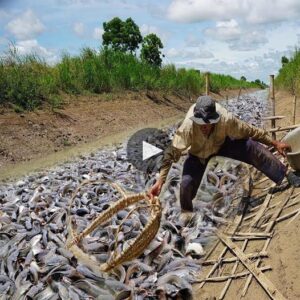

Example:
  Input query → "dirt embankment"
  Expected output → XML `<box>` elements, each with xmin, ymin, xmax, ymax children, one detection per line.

<box><xmin>0</xmin><ymin>88</ymin><xmax>257</xmax><ymax>181</ymax></box>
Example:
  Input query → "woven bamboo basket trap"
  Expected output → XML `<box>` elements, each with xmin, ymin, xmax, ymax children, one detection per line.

<box><xmin>66</xmin><ymin>179</ymin><xmax>162</xmax><ymax>272</ymax></box>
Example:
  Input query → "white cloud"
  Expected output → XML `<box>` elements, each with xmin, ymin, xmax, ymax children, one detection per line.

<box><xmin>140</xmin><ymin>24</ymin><xmax>170</xmax><ymax>44</ymax></box>
<box><xmin>0</xmin><ymin>37</ymin><xmax>9</xmax><ymax>46</ymax></box>
<box><xmin>147</xmin><ymin>3</ymin><xmax>168</xmax><ymax>19</ymax></box>
<box><xmin>185</xmin><ymin>33</ymin><xmax>204</xmax><ymax>47</ymax></box>
<box><xmin>246</xmin><ymin>1</ymin><xmax>300</xmax><ymax>24</ymax></box>
<box><xmin>73</xmin><ymin>22</ymin><xmax>85</xmax><ymax>37</ymax></box>
<box><xmin>57</xmin><ymin>0</ymin><xmax>141</xmax><ymax>10</ymax></box>
<box><xmin>167</xmin><ymin>0</ymin><xmax>300</xmax><ymax>25</ymax></box>
<box><xmin>6</xmin><ymin>10</ymin><xmax>45</xmax><ymax>40</ymax></box>
<box><xmin>204</xmin><ymin>19</ymin><xmax>268</xmax><ymax>51</ymax></box>
<box><xmin>173</xmin><ymin>47</ymin><xmax>295</xmax><ymax>82</ymax></box>
<box><xmin>166</xmin><ymin>47</ymin><xmax>214</xmax><ymax>59</ymax></box>
<box><xmin>92</xmin><ymin>27</ymin><xmax>104</xmax><ymax>40</ymax></box>
<box><xmin>229</xmin><ymin>31</ymin><xmax>268</xmax><ymax>51</ymax></box>
<box><xmin>13</xmin><ymin>39</ymin><xmax>58</xmax><ymax>65</ymax></box>
<box><xmin>205</xmin><ymin>19</ymin><xmax>241</xmax><ymax>41</ymax></box>
<box><xmin>0</xmin><ymin>9</ymin><xmax>10</xmax><ymax>20</ymax></box>
<box><xmin>73</xmin><ymin>23</ymin><xmax>104</xmax><ymax>40</ymax></box>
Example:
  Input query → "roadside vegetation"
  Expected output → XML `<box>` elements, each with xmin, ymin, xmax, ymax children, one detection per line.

<box><xmin>275</xmin><ymin>50</ymin><xmax>300</xmax><ymax>95</ymax></box>
<box><xmin>0</xmin><ymin>17</ymin><xmax>262</xmax><ymax>111</ymax></box>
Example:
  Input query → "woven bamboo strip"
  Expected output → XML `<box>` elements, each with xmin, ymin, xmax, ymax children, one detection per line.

<box><xmin>199</xmin><ymin>265</ymin><xmax>271</xmax><ymax>283</ymax></box>
<box><xmin>218</xmin><ymin>233</ymin><xmax>286</xmax><ymax>300</ymax></box>
<box><xmin>219</xmin><ymin>239</ymin><xmax>248</xmax><ymax>300</ymax></box>
<box><xmin>203</xmin><ymin>251</ymin><xmax>268</xmax><ymax>265</ymax></box>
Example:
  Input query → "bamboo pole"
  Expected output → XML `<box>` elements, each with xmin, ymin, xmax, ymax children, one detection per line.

<box><xmin>267</xmin><ymin>124</ymin><xmax>300</xmax><ymax>133</ymax></box>
<box><xmin>205</xmin><ymin>72</ymin><xmax>210</xmax><ymax>95</ymax></box>
<box><xmin>250</xmin><ymin>188</ymin><xmax>275</xmax><ymax>228</ymax></box>
<box><xmin>199</xmin><ymin>266</ymin><xmax>272</xmax><ymax>283</ymax></box>
<box><xmin>269</xmin><ymin>75</ymin><xmax>276</xmax><ymax>140</ymax></box>
<box><xmin>237</xmin><ymin>87</ymin><xmax>242</xmax><ymax>101</ymax></box>
<box><xmin>203</xmin><ymin>251</ymin><xmax>268</xmax><ymax>265</ymax></box>
<box><xmin>293</xmin><ymin>95</ymin><xmax>297</xmax><ymax>125</ymax></box>
<box><xmin>261</xmin><ymin>207</ymin><xmax>300</xmax><ymax>229</ymax></box>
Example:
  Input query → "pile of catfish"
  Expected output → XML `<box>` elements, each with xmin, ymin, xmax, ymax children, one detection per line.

<box><xmin>0</xmin><ymin>91</ymin><xmax>270</xmax><ymax>299</ymax></box>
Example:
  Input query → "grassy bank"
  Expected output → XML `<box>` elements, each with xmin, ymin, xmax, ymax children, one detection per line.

<box><xmin>0</xmin><ymin>47</ymin><xmax>261</xmax><ymax>111</ymax></box>
<box><xmin>275</xmin><ymin>49</ymin><xmax>300</xmax><ymax>95</ymax></box>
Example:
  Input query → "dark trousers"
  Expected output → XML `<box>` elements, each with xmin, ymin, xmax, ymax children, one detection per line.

<box><xmin>180</xmin><ymin>138</ymin><xmax>287</xmax><ymax>211</ymax></box>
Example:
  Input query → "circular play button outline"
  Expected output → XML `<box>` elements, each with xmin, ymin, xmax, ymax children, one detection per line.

<box><xmin>126</xmin><ymin>128</ymin><xmax>171</xmax><ymax>174</ymax></box>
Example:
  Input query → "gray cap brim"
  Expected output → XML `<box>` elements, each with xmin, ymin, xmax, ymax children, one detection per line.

<box><xmin>190</xmin><ymin>115</ymin><xmax>220</xmax><ymax>125</ymax></box>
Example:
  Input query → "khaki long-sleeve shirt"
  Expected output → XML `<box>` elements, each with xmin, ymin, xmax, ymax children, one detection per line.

<box><xmin>159</xmin><ymin>103</ymin><xmax>273</xmax><ymax>182</ymax></box>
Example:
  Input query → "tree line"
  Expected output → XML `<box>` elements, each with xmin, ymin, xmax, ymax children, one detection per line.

<box><xmin>102</xmin><ymin>17</ymin><xmax>164</xmax><ymax>67</ymax></box>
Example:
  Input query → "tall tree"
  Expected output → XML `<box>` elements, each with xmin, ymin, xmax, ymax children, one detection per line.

<box><xmin>281</xmin><ymin>56</ymin><xmax>289</xmax><ymax>66</ymax></box>
<box><xmin>102</xmin><ymin>17</ymin><xmax>142</xmax><ymax>53</ymax></box>
<box><xmin>240</xmin><ymin>76</ymin><xmax>246</xmax><ymax>81</ymax></box>
<box><xmin>140</xmin><ymin>33</ymin><xmax>163</xmax><ymax>67</ymax></box>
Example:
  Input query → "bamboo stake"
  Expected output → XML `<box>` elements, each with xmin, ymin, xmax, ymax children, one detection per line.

<box><xmin>199</xmin><ymin>266</ymin><xmax>272</xmax><ymax>283</ymax></box>
<box><xmin>287</xmin><ymin>208</ymin><xmax>300</xmax><ymax>225</ymax></box>
<box><xmin>265</xmin><ymin>187</ymin><xmax>294</xmax><ymax>232</ymax></box>
<box><xmin>268</xmin><ymin>124</ymin><xmax>300</xmax><ymax>133</ymax></box>
<box><xmin>262</xmin><ymin>116</ymin><xmax>285</xmax><ymax>121</ymax></box>
<box><xmin>293</xmin><ymin>95</ymin><xmax>297</xmax><ymax>125</ymax></box>
<box><xmin>291</xmin><ymin>191</ymin><xmax>300</xmax><ymax>199</ymax></box>
<box><xmin>227</xmin><ymin>232</ymin><xmax>273</xmax><ymax>238</ymax></box>
<box><xmin>237</xmin><ymin>87</ymin><xmax>242</xmax><ymax>101</ymax></box>
<box><xmin>250</xmin><ymin>185</ymin><xmax>275</xmax><ymax>228</ymax></box>
<box><xmin>244</xmin><ymin>212</ymin><xmax>258</xmax><ymax>221</ymax></box>
<box><xmin>203</xmin><ymin>251</ymin><xmax>268</xmax><ymax>265</ymax></box>
<box><xmin>270</xmin><ymin>74</ymin><xmax>276</xmax><ymax>140</ymax></box>
<box><xmin>268</xmin><ymin>192</ymin><xmax>300</xmax><ymax>210</ymax></box>
<box><xmin>205</xmin><ymin>72</ymin><xmax>210</xmax><ymax>96</ymax></box>
<box><xmin>261</xmin><ymin>196</ymin><xmax>300</xmax><ymax>222</ymax></box>
<box><xmin>255</xmin><ymin>176</ymin><xmax>270</xmax><ymax>186</ymax></box>
<box><xmin>232</xmin><ymin>236</ymin><xmax>271</xmax><ymax>241</ymax></box>
<box><xmin>261</xmin><ymin>207</ymin><xmax>300</xmax><ymax>229</ymax></box>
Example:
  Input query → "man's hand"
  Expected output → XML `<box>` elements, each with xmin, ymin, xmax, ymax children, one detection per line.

<box><xmin>272</xmin><ymin>140</ymin><xmax>291</xmax><ymax>157</ymax></box>
<box><xmin>148</xmin><ymin>178</ymin><xmax>164</xmax><ymax>199</ymax></box>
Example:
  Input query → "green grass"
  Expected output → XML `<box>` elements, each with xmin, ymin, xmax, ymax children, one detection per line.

<box><xmin>0</xmin><ymin>46</ymin><xmax>261</xmax><ymax>110</ymax></box>
<box><xmin>0</xmin><ymin>47</ymin><xmax>59</xmax><ymax>110</ymax></box>
<box><xmin>275</xmin><ymin>49</ymin><xmax>300</xmax><ymax>95</ymax></box>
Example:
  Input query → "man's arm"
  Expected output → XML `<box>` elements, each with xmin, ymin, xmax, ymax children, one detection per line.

<box><xmin>148</xmin><ymin>125</ymin><xmax>192</xmax><ymax>198</ymax></box>
<box><xmin>227</xmin><ymin>115</ymin><xmax>291</xmax><ymax>155</ymax></box>
<box><xmin>159</xmin><ymin>145</ymin><xmax>182</xmax><ymax>183</ymax></box>
<box><xmin>148</xmin><ymin>145</ymin><xmax>182</xmax><ymax>198</ymax></box>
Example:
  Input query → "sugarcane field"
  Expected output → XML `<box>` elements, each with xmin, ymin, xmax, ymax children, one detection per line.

<box><xmin>1</xmin><ymin>1</ymin><xmax>300</xmax><ymax>299</ymax></box>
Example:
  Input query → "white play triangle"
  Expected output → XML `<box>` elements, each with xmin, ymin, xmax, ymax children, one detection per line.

<box><xmin>142</xmin><ymin>141</ymin><xmax>163</xmax><ymax>161</ymax></box>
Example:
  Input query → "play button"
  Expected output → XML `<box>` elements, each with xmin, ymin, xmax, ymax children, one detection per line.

<box><xmin>142</xmin><ymin>141</ymin><xmax>163</xmax><ymax>161</ymax></box>
<box><xmin>126</xmin><ymin>128</ymin><xmax>171</xmax><ymax>174</ymax></box>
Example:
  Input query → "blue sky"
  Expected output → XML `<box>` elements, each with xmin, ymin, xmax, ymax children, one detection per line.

<box><xmin>1</xmin><ymin>0</ymin><xmax>300</xmax><ymax>82</ymax></box>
